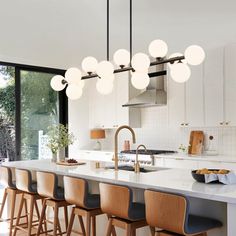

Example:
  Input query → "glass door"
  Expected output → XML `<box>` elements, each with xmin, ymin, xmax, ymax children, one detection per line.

<box><xmin>20</xmin><ymin>70</ymin><xmax>59</xmax><ymax>160</ymax></box>
<box><xmin>0</xmin><ymin>65</ymin><xmax>15</xmax><ymax>161</ymax></box>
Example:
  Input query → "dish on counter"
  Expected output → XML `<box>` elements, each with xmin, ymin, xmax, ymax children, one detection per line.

<box><xmin>56</xmin><ymin>159</ymin><xmax>86</xmax><ymax>166</ymax></box>
<box><xmin>191</xmin><ymin>168</ymin><xmax>230</xmax><ymax>183</ymax></box>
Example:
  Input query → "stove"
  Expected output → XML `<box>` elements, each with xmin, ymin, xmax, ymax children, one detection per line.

<box><xmin>118</xmin><ymin>149</ymin><xmax>176</xmax><ymax>166</ymax></box>
<box><xmin>121</xmin><ymin>149</ymin><xmax>176</xmax><ymax>155</ymax></box>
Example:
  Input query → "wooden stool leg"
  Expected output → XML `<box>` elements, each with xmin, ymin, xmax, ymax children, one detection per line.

<box><xmin>78</xmin><ymin>215</ymin><xmax>86</xmax><ymax>235</ymax></box>
<box><xmin>67</xmin><ymin>208</ymin><xmax>75</xmax><ymax>236</ymax></box>
<box><xmin>9</xmin><ymin>189</ymin><xmax>16</xmax><ymax>236</ymax></box>
<box><xmin>13</xmin><ymin>194</ymin><xmax>25</xmax><ymax>236</ymax></box>
<box><xmin>64</xmin><ymin>206</ymin><xmax>68</xmax><ymax>230</ymax></box>
<box><xmin>106</xmin><ymin>215</ymin><xmax>116</xmax><ymax>236</ymax></box>
<box><xmin>105</xmin><ymin>218</ymin><xmax>113</xmax><ymax>236</ymax></box>
<box><xmin>36</xmin><ymin>200</ymin><xmax>47</xmax><ymax>236</ymax></box>
<box><xmin>53</xmin><ymin>205</ymin><xmax>59</xmax><ymax>235</ymax></box>
<box><xmin>27</xmin><ymin>195</ymin><xmax>35</xmax><ymax>236</ymax></box>
<box><xmin>91</xmin><ymin>216</ymin><xmax>96</xmax><ymax>236</ymax></box>
<box><xmin>126</xmin><ymin>224</ymin><xmax>132</xmax><ymax>236</ymax></box>
<box><xmin>132</xmin><ymin>228</ymin><xmax>136</xmax><ymax>236</ymax></box>
<box><xmin>86</xmin><ymin>212</ymin><xmax>91</xmax><ymax>236</ymax></box>
<box><xmin>0</xmin><ymin>188</ymin><xmax>7</xmax><ymax>219</ymax></box>
<box><xmin>24</xmin><ymin>198</ymin><xmax>29</xmax><ymax>227</ymax></box>
<box><xmin>150</xmin><ymin>227</ymin><xmax>155</xmax><ymax>236</ymax></box>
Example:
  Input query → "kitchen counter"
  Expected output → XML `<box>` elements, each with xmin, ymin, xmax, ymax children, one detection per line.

<box><xmin>3</xmin><ymin>160</ymin><xmax>236</xmax><ymax>236</ymax></box>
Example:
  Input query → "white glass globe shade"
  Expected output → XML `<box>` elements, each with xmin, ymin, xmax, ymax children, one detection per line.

<box><xmin>96</xmin><ymin>61</ymin><xmax>114</xmax><ymax>78</ymax></box>
<box><xmin>113</xmin><ymin>49</ymin><xmax>130</xmax><ymax>67</ymax></box>
<box><xmin>81</xmin><ymin>57</ymin><xmax>98</xmax><ymax>73</ymax></box>
<box><xmin>131</xmin><ymin>53</ymin><xmax>150</xmax><ymax>72</ymax></box>
<box><xmin>96</xmin><ymin>79</ymin><xmax>114</xmax><ymax>95</ymax></box>
<box><xmin>74</xmin><ymin>79</ymin><xmax>85</xmax><ymax>89</ymax></box>
<box><xmin>101</xmin><ymin>74</ymin><xmax>115</xmax><ymax>82</ymax></box>
<box><xmin>65</xmin><ymin>67</ymin><xmax>82</xmax><ymax>84</ymax></box>
<box><xmin>168</xmin><ymin>53</ymin><xmax>187</xmax><ymax>68</ymax></box>
<box><xmin>66</xmin><ymin>84</ymin><xmax>83</xmax><ymax>100</ymax></box>
<box><xmin>131</xmin><ymin>72</ymin><xmax>150</xmax><ymax>90</ymax></box>
<box><xmin>148</xmin><ymin>39</ymin><xmax>168</xmax><ymax>58</ymax></box>
<box><xmin>170</xmin><ymin>63</ymin><xmax>191</xmax><ymax>83</ymax></box>
<box><xmin>50</xmin><ymin>75</ymin><xmax>66</xmax><ymax>91</ymax></box>
<box><xmin>184</xmin><ymin>45</ymin><xmax>205</xmax><ymax>65</ymax></box>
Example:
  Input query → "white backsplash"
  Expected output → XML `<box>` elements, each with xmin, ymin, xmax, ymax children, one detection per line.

<box><xmin>101</xmin><ymin>106</ymin><xmax>236</xmax><ymax>156</ymax></box>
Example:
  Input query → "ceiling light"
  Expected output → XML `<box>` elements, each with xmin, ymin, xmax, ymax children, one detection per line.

<box><xmin>170</xmin><ymin>63</ymin><xmax>191</xmax><ymax>83</ymax></box>
<box><xmin>96</xmin><ymin>79</ymin><xmax>114</xmax><ymax>95</ymax></box>
<box><xmin>82</xmin><ymin>57</ymin><xmax>98</xmax><ymax>74</ymax></box>
<box><xmin>50</xmin><ymin>75</ymin><xmax>66</xmax><ymax>91</ymax></box>
<box><xmin>131</xmin><ymin>53</ymin><xmax>150</xmax><ymax>72</ymax></box>
<box><xmin>113</xmin><ymin>49</ymin><xmax>130</xmax><ymax>67</ymax></box>
<box><xmin>131</xmin><ymin>72</ymin><xmax>150</xmax><ymax>90</ymax></box>
<box><xmin>148</xmin><ymin>39</ymin><xmax>168</xmax><ymax>58</ymax></box>
<box><xmin>65</xmin><ymin>67</ymin><xmax>82</xmax><ymax>84</ymax></box>
<box><xmin>66</xmin><ymin>84</ymin><xmax>83</xmax><ymax>100</ymax></box>
<box><xmin>184</xmin><ymin>45</ymin><xmax>205</xmax><ymax>65</ymax></box>
<box><xmin>96</xmin><ymin>61</ymin><xmax>114</xmax><ymax>78</ymax></box>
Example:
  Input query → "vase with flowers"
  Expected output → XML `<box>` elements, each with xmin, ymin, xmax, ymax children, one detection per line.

<box><xmin>47</xmin><ymin>124</ymin><xmax>75</xmax><ymax>162</ymax></box>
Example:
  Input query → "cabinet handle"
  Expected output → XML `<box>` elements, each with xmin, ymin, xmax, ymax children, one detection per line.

<box><xmin>180</xmin><ymin>123</ymin><xmax>184</xmax><ymax>126</ymax></box>
<box><xmin>219</xmin><ymin>122</ymin><xmax>224</xmax><ymax>126</ymax></box>
<box><xmin>225</xmin><ymin>121</ymin><xmax>231</xmax><ymax>126</ymax></box>
<box><xmin>185</xmin><ymin>123</ymin><xmax>189</xmax><ymax>126</ymax></box>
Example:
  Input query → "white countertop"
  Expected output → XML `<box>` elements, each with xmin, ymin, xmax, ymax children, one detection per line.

<box><xmin>3</xmin><ymin>160</ymin><xmax>236</xmax><ymax>204</ymax></box>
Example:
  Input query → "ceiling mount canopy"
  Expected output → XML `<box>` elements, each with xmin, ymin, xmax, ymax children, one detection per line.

<box><xmin>50</xmin><ymin>0</ymin><xmax>205</xmax><ymax>100</ymax></box>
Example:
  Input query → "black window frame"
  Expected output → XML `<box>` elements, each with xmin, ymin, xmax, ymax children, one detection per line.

<box><xmin>0</xmin><ymin>61</ymin><xmax>68</xmax><ymax>161</ymax></box>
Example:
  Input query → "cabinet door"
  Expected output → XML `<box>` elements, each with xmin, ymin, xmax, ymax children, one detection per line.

<box><xmin>164</xmin><ymin>158</ymin><xmax>198</xmax><ymax>169</ymax></box>
<box><xmin>225</xmin><ymin>44</ymin><xmax>236</xmax><ymax>126</ymax></box>
<box><xmin>185</xmin><ymin>65</ymin><xmax>204</xmax><ymax>126</ymax></box>
<box><xmin>168</xmin><ymin>69</ymin><xmax>185</xmax><ymax>127</ymax></box>
<box><xmin>204</xmin><ymin>47</ymin><xmax>224</xmax><ymax>126</ymax></box>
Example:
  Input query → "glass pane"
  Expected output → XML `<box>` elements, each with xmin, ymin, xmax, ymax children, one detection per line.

<box><xmin>0</xmin><ymin>65</ymin><xmax>15</xmax><ymax>162</ymax></box>
<box><xmin>20</xmin><ymin>70</ymin><xmax>59</xmax><ymax>160</ymax></box>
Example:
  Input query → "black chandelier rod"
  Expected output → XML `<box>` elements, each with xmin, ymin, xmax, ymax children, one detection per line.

<box><xmin>80</xmin><ymin>55</ymin><xmax>185</xmax><ymax>80</ymax></box>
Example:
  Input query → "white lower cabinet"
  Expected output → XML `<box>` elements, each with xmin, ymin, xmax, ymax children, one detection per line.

<box><xmin>163</xmin><ymin>158</ymin><xmax>199</xmax><ymax>169</ymax></box>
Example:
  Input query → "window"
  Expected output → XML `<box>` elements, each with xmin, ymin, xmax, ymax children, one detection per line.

<box><xmin>0</xmin><ymin>62</ymin><xmax>68</xmax><ymax>161</ymax></box>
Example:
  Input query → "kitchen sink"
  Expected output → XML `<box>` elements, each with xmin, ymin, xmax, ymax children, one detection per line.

<box><xmin>107</xmin><ymin>165</ymin><xmax>168</xmax><ymax>173</ymax></box>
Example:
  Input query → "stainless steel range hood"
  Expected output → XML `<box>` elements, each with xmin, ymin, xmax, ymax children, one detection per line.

<box><xmin>122</xmin><ymin>64</ymin><xmax>167</xmax><ymax>108</ymax></box>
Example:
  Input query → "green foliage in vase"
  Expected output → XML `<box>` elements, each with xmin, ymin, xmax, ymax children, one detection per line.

<box><xmin>47</xmin><ymin>124</ymin><xmax>75</xmax><ymax>154</ymax></box>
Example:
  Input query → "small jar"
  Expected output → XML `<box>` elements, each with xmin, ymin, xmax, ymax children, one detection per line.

<box><xmin>123</xmin><ymin>140</ymin><xmax>130</xmax><ymax>151</ymax></box>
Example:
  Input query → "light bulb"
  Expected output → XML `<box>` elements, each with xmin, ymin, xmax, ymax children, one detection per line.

<box><xmin>81</xmin><ymin>56</ymin><xmax>98</xmax><ymax>73</ymax></box>
<box><xmin>66</xmin><ymin>84</ymin><xmax>83</xmax><ymax>100</ymax></box>
<box><xmin>131</xmin><ymin>53</ymin><xmax>150</xmax><ymax>72</ymax></box>
<box><xmin>170</xmin><ymin>63</ymin><xmax>191</xmax><ymax>83</ymax></box>
<box><xmin>74</xmin><ymin>79</ymin><xmax>85</xmax><ymax>89</ymax></box>
<box><xmin>148</xmin><ymin>39</ymin><xmax>168</xmax><ymax>58</ymax></box>
<box><xmin>65</xmin><ymin>67</ymin><xmax>82</xmax><ymax>84</ymax></box>
<box><xmin>113</xmin><ymin>49</ymin><xmax>130</xmax><ymax>67</ymax></box>
<box><xmin>184</xmin><ymin>45</ymin><xmax>205</xmax><ymax>65</ymax></box>
<box><xmin>96</xmin><ymin>79</ymin><xmax>114</xmax><ymax>95</ymax></box>
<box><xmin>131</xmin><ymin>72</ymin><xmax>150</xmax><ymax>90</ymax></box>
<box><xmin>96</xmin><ymin>61</ymin><xmax>114</xmax><ymax>78</ymax></box>
<box><xmin>50</xmin><ymin>75</ymin><xmax>66</xmax><ymax>91</ymax></box>
<box><xmin>168</xmin><ymin>53</ymin><xmax>187</xmax><ymax>68</ymax></box>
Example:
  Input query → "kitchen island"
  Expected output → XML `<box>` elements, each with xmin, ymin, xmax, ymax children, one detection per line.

<box><xmin>3</xmin><ymin>159</ymin><xmax>236</xmax><ymax>236</ymax></box>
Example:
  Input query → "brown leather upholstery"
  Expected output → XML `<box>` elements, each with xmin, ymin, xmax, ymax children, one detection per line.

<box><xmin>64</xmin><ymin>176</ymin><xmax>86</xmax><ymax>207</ymax></box>
<box><xmin>99</xmin><ymin>183</ymin><xmax>131</xmax><ymax>220</ymax></box>
<box><xmin>145</xmin><ymin>190</ymin><xmax>187</xmax><ymax>235</ymax></box>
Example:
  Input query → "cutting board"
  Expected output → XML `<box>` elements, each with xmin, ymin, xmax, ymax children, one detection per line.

<box><xmin>188</xmin><ymin>131</ymin><xmax>204</xmax><ymax>155</ymax></box>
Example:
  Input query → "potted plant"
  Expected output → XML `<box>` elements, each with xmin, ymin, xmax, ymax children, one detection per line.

<box><xmin>47</xmin><ymin>124</ymin><xmax>75</xmax><ymax>162</ymax></box>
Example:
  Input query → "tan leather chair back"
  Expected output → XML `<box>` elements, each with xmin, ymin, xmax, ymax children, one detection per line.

<box><xmin>145</xmin><ymin>190</ymin><xmax>187</xmax><ymax>235</ymax></box>
<box><xmin>15</xmin><ymin>169</ymin><xmax>31</xmax><ymax>192</ymax></box>
<box><xmin>99</xmin><ymin>183</ymin><xmax>130</xmax><ymax>219</ymax></box>
<box><xmin>36</xmin><ymin>171</ymin><xmax>56</xmax><ymax>198</ymax></box>
<box><xmin>0</xmin><ymin>166</ymin><xmax>10</xmax><ymax>187</ymax></box>
<box><xmin>64</xmin><ymin>176</ymin><xmax>86</xmax><ymax>207</ymax></box>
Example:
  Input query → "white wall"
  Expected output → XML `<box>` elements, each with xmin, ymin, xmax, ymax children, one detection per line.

<box><xmin>1</xmin><ymin>1</ymin><xmax>236</xmax><ymax>156</ymax></box>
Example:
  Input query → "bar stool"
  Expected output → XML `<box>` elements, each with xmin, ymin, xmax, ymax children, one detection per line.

<box><xmin>36</xmin><ymin>171</ymin><xmax>70</xmax><ymax>236</ymax></box>
<box><xmin>144</xmin><ymin>190</ymin><xmax>222</xmax><ymax>236</ymax></box>
<box><xmin>0</xmin><ymin>166</ymin><xmax>27</xmax><ymax>236</ymax></box>
<box><xmin>13</xmin><ymin>168</ymin><xmax>45</xmax><ymax>236</ymax></box>
<box><xmin>64</xmin><ymin>176</ymin><xmax>103</xmax><ymax>236</ymax></box>
<box><xmin>99</xmin><ymin>182</ymin><xmax>148</xmax><ymax>236</ymax></box>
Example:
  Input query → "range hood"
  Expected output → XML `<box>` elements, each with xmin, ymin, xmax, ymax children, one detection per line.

<box><xmin>123</xmin><ymin>64</ymin><xmax>167</xmax><ymax>108</ymax></box>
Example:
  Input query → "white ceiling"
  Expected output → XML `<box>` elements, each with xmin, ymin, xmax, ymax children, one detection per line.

<box><xmin>0</xmin><ymin>0</ymin><xmax>235</xmax><ymax>69</ymax></box>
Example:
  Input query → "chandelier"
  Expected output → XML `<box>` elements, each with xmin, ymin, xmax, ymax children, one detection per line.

<box><xmin>50</xmin><ymin>1</ymin><xmax>205</xmax><ymax>100</ymax></box>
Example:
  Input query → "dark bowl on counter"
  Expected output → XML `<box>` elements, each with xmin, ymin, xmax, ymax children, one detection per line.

<box><xmin>191</xmin><ymin>169</ymin><xmax>221</xmax><ymax>183</ymax></box>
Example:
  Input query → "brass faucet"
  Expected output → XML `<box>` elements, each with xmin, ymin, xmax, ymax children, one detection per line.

<box><xmin>114</xmin><ymin>125</ymin><xmax>136</xmax><ymax>171</ymax></box>
<box><xmin>134</xmin><ymin>144</ymin><xmax>147</xmax><ymax>173</ymax></box>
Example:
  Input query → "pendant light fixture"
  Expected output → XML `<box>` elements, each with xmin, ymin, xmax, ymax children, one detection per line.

<box><xmin>50</xmin><ymin>0</ymin><xmax>206</xmax><ymax>100</ymax></box>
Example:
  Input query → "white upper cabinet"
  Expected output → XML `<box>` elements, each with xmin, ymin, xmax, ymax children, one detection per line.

<box><xmin>204</xmin><ymin>47</ymin><xmax>224</xmax><ymax>126</ymax></box>
<box><xmin>224</xmin><ymin>44</ymin><xmax>236</xmax><ymax>126</ymax></box>
<box><xmin>168</xmin><ymin>65</ymin><xmax>204</xmax><ymax>127</ymax></box>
